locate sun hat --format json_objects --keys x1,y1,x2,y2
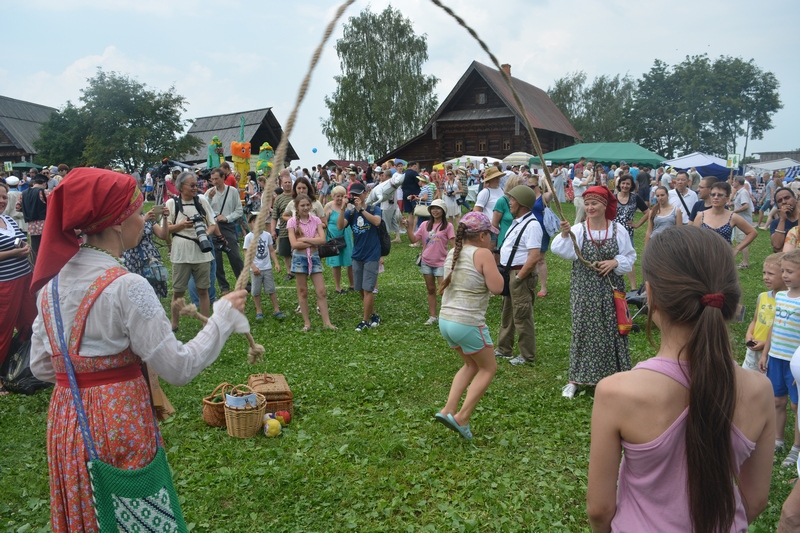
[
  {"x1": 457, "y1": 166, "x2": 467, "y2": 175},
  {"x1": 483, "y1": 166, "x2": 503, "y2": 182},
  {"x1": 507, "y1": 185, "x2": 536, "y2": 209},
  {"x1": 417, "y1": 174, "x2": 430, "y2": 184},
  {"x1": 460, "y1": 211, "x2": 499, "y2": 234},
  {"x1": 428, "y1": 198, "x2": 447, "y2": 215}
]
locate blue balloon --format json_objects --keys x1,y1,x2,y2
[{"x1": 312, "y1": 147, "x2": 318, "y2": 153}]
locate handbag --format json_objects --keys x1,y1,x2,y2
[
  {"x1": 318, "y1": 235, "x2": 346, "y2": 258},
  {"x1": 498, "y1": 214, "x2": 536, "y2": 297},
  {"x1": 414, "y1": 204, "x2": 431, "y2": 218},
  {"x1": 542, "y1": 206, "x2": 561, "y2": 238},
  {"x1": 0, "y1": 327, "x2": 53, "y2": 395},
  {"x1": 51, "y1": 275, "x2": 188, "y2": 533},
  {"x1": 138, "y1": 246, "x2": 169, "y2": 285}
]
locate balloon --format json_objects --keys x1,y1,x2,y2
[{"x1": 312, "y1": 147, "x2": 318, "y2": 153}]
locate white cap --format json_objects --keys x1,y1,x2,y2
[{"x1": 5, "y1": 176, "x2": 19, "y2": 186}]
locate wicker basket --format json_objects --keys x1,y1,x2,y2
[
  {"x1": 247, "y1": 373, "x2": 294, "y2": 418},
  {"x1": 202, "y1": 382, "x2": 230, "y2": 427},
  {"x1": 224, "y1": 384, "x2": 266, "y2": 438}
]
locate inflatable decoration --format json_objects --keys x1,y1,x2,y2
[
  {"x1": 231, "y1": 116, "x2": 251, "y2": 188},
  {"x1": 207, "y1": 135, "x2": 224, "y2": 169},
  {"x1": 257, "y1": 142, "x2": 275, "y2": 177}
]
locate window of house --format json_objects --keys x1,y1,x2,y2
[
  {"x1": 478, "y1": 139, "x2": 487, "y2": 152},
  {"x1": 476, "y1": 93, "x2": 486, "y2": 104},
  {"x1": 455, "y1": 140, "x2": 463, "y2": 153},
  {"x1": 503, "y1": 139, "x2": 511, "y2": 151}
]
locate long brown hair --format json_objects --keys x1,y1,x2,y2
[
  {"x1": 293, "y1": 194, "x2": 313, "y2": 238},
  {"x1": 649, "y1": 186, "x2": 670, "y2": 220},
  {"x1": 642, "y1": 225, "x2": 741, "y2": 533}
]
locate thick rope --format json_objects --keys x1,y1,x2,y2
[
  {"x1": 428, "y1": 0, "x2": 598, "y2": 271},
  {"x1": 235, "y1": 0, "x2": 357, "y2": 291}
]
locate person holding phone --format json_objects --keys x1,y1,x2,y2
[{"x1": 122, "y1": 205, "x2": 171, "y2": 298}]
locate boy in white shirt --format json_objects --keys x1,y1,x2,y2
[{"x1": 243, "y1": 213, "x2": 284, "y2": 320}]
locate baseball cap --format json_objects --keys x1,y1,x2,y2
[
  {"x1": 349, "y1": 182, "x2": 366, "y2": 195},
  {"x1": 460, "y1": 212, "x2": 499, "y2": 234}
]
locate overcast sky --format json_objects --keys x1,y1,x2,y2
[{"x1": 2, "y1": 0, "x2": 797, "y2": 168}]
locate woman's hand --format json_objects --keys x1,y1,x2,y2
[
  {"x1": 161, "y1": 206, "x2": 170, "y2": 219},
  {"x1": 144, "y1": 210, "x2": 156, "y2": 223},
  {"x1": 13, "y1": 243, "x2": 31, "y2": 257},
  {"x1": 596, "y1": 259, "x2": 618, "y2": 277},
  {"x1": 222, "y1": 289, "x2": 247, "y2": 313},
  {"x1": 559, "y1": 220, "x2": 571, "y2": 237}
]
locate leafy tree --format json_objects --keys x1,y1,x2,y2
[
  {"x1": 321, "y1": 6, "x2": 439, "y2": 160},
  {"x1": 35, "y1": 69, "x2": 201, "y2": 172},
  {"x1": 547, "y1": 71, "x2": 634, "y2": 143}
]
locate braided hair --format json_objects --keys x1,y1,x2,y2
[
  {"x1": 438, "y1": 223, "x2": 466, "y2": 294},
  {"x1": 293, "y1": 193, "x2": 312, "y2": 238}
]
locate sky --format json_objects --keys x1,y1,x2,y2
[{"x1": 2, "y1": 0, "x2": 798, "y2": 169}]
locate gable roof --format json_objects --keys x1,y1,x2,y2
[
  {"x1": 425, "y1": 61, "x2": 580, "y2": 140},
  {"x1": 0, "y1": 95, "x2": 58, "y2": 154},
  {"x1": 185, "y1": 107, "x2": 298, "y2": 162}
]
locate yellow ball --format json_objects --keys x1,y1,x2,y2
[{"x1": 264, "y1": 418, "x2": 281, "y2": 437}]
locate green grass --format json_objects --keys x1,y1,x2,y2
[{"x1": 0, "y1": 202, "x2": 792, "y2": 532}]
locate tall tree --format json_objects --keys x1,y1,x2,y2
[
  {"x1": 547, "y1": 71, "x2": 634, "y2": 143},
  {"x1": 628, "y1": 60, "x2": 683, "y2": 158},
  {"x1": 322, "y1": 6, "x2": 439, "y2": 160},
  {"x1": 35, "y1": 69, "x2": 201, "y2": 172}
]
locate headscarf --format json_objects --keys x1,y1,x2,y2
[
  {"x1": 31, "y1": 168, "x2": 143, "y2": 292},
  {"x1": 583, "y1": 185, "x2": 617, "y2": 220}
]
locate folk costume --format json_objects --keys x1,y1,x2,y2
[
  {"x1": 30, "y1": 169, "x2": 248, "y2": 533},
  {"x1": 551, "y1": 186, "x2": 636, "y2": 386}
]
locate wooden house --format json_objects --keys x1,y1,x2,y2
[
  {"x1": 0, "y1": 95, "x2": 57, "y2": 164},
  {"x1": 379, "y1": 61, "x2": 579, "y2": 169}
]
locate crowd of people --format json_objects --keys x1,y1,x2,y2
[{"x1": 4, "y1": 155, "x2": 800, "y2": 531}]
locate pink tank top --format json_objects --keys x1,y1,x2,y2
[{"x1": 611, "y1": 357, "x2": 755, "y2": 533}]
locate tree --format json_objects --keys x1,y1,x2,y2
[
  {"x1": 35, "y1": 69, "x2": 201, "y2": 172},
  {"x1": 321, "y1": 6, "x2": 439, "y2": 160},
  {"x1": 547, "y1": 71, "x2": 635, "y2": 143}
]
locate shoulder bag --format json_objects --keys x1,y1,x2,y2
[{"x1": 51, "y1": 275, "x2": 188, "y2": 533}]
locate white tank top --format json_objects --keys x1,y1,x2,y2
[{"x1": 439, "y1": 245, "x2": 491, "y2": 326}]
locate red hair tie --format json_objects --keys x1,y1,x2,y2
[{"x1": 701, "y1": 293, "x2": 725, "y2": 309}]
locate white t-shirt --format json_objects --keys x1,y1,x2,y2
[
  {"x1": 499, "y1": 213, "x2": 543, "y2": 266},
  {"x1": 145, "y1": 173, "x2": 153, "y2": 187},
  {"x1": 668, "y1": 188, "x2": 698, "y2": 224},
  {"x1": 243, "y1": 231, "x2": 274, "y2": 271},
  {"x1": 475, "y1": 187, "x2": 504, "y2": 213}
]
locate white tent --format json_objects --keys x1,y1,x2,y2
[
  {"x1": 443, "y1": 155, "x2": 502, "y2": 166},
  {"x1": 746, "y1": 158, "x2": 800, "y2": 172}
]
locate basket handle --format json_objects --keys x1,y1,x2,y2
[
  {"x1": 207, "y1": 382, "x2": 231, "y2": 400},
  {"x1": 261, "y1": 374, "x2": 276, "y2": 384},
  {"x1": 230, "y1": 384, "x2": 256, "y2": 396}
]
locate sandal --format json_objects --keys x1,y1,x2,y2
[
  {"x1": 171, "y1": 325, "x2": 179, "y2": 333},
  {"x1": 446, "y1": 414, "x2": 472, "y2": 441},
  {"x1": 434, "y1": 412, "x2": 459, "y2": 433},
  {"x1": 301, "y1": 325, "x2": 312, "y2": 332},
  {"x1": 737, "y1": 263, "x2": 750, "y2": 270},
  {"x1": 335, "y1": 289, "x2": 347, "y2": 294}
]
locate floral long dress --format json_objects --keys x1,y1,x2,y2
[
  {"x1": 568, "y1": 222, "x2": 631, "y2": 385},
  {"x1": 122, "y1": 220, "x2": 168, "y2": 298}
]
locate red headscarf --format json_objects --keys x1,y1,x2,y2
[
  {"x1": 31, "y1": 168, "x2": 143, "y2": 292},
  {"x1": 583, "y1": 185, "x2": 617, "y2": 220}
]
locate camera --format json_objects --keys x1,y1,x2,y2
[
  {"x1": 187, "y1": 214, "x2": 213, "y2": 253},
  {"x1": 215, "y1": 236, "x2": 232, "y2": 254},
  {"x1": 14, "y1": 237, "x2": 25, "y2": 248}
]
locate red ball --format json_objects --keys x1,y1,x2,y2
[{"x1": 275, "y1": 410, "x2": 291, "y2": 424}]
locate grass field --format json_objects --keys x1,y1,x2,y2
[{"x1": 0, "y1": 201, "x2": 793, "y2": 532}]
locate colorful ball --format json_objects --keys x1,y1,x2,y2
[
  {"x1": 264, "y1": 418, "x2": 281, "y2": 437},
  {"x1": 275, "y1": 410, "x2": 291, "y2": 424},
  {"x1": 312, "y1": 147, "x2": 318, "y2": 153}
]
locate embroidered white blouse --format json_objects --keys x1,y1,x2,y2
[
  {"x1": 550, "y1": 221, "x2": 637, "y2": 275},
  {"x1": 31, "y1": 247, "x2": 249, "y2": 385}
]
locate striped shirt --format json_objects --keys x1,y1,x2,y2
[
  {"x1": 0, "y1": 215, "x2": 31, "y2": 282},
  {"x1": 768, "y1": 291, "x2": 800, "y2": 361}
]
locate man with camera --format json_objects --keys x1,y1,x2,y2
[
  {"x1": 166, "y1": 171, "x2": 217, "y2": 329},
  {"x1": 205, "y1": 168, "x2": 244, "y2": 295}
]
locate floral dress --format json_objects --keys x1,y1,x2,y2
[
  {"x1": 569, "y1": 223, "x2": 631, "y2": 385},
  {"x1": 614, "y1": 193, "x2": 647, "y2": 239},
  {"x1": 122, "y1": 220, "x2": 168, "y2": 298}
]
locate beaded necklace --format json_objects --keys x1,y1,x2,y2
[
  {"x1": 81, "y1": 243, "x2": 126, "y2": 267},
  {"x1": 586, "y1": 218, "x2": 610, "y2": 248}
]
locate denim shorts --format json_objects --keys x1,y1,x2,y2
[
  {"x1": 420, "y1": 262, "x2": 444, "y2": 277},
  {"x1": 290, "y1": 251, "x2": 323, "y2": 275},
  {"x1": 439, "y1": 318, "x2": 493, "y2": 355}
]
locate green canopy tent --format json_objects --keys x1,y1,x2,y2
[
  {"x1": 529, "y1": 142, "x2": 666, "y2": 167},
  {"x1": 11, "y1": 161, "x2": 43, "y2": 170}
]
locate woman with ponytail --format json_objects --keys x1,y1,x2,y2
[
  {"x1": 587, "y1": 225, "x2": 774, "y2": 533},
  {"x1": 433, "y1": 212, "x2": 504, "y2": 440}
]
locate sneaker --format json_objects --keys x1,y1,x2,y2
[
  {"x1": 783, "y1": 447, "x2": 800, "y2": 468},
  {"x1": 562, "y1": 383, "x2": 578, "y2": 399},
  {"x1": 369, "y1": 314, "x2": 381, "y2": 327},
  {"x1": 509, "y1": 355, "x2": 532, "y2": 366},
  {"x1": 295, "y1": 305, "x2": 301, "y2": 314},
  {"x1": 255, "y1": 313, "x2": 264, "y2": 321},
  {"x1": 273, "y1": 311, "x2": 285, "y2": 319},
  {"x1": 424, "y1": 316, "x2": 438, "y2": 326},
  {"x1": 355, "y1": 320, "x2": 370, "y2": 332},
  {"x1": 372, "y1": 288, "x2": 379, "y2": 294},
  {"x1": 494, "y1": 350, "x2": 513, "y2": 359}
]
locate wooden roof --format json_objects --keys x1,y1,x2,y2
[
  {"x1": 425, "y1": 61, "x2": 580, "y2": 139},
  {"x1": 184, "y1": 107, "x2": 298, "y2": 163},
  {"x1": 0, "y1": 95, "x2": 57, "y2": 155}
]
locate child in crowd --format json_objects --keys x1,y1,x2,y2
[
  {"x1": 745, "y1": 253, "x2": 785, "y2": 370},
  {"x1": 243, "y1": 213, "x2": 283, "y2": 320},
  {"x1": 760, "y1": 249, "x2": 800, "y2": 467},
  {"x1": 287, "y1": 194, "x2": 336, "y2": 331}
]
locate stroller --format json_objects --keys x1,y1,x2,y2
[{"x1": 626, "y1": 286, "x2": 648, "y2": 333}]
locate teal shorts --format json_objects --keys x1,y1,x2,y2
[{"x1": 438, "y1": 318, "x2": 493, "y2": 355}]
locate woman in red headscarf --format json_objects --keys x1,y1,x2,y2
[
  {"x1": 29, "y1": 168, "x2": 248, "y2": 533},
  {"x1": 551, "y1": 186, "x2": 637, "y2": 399}
]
